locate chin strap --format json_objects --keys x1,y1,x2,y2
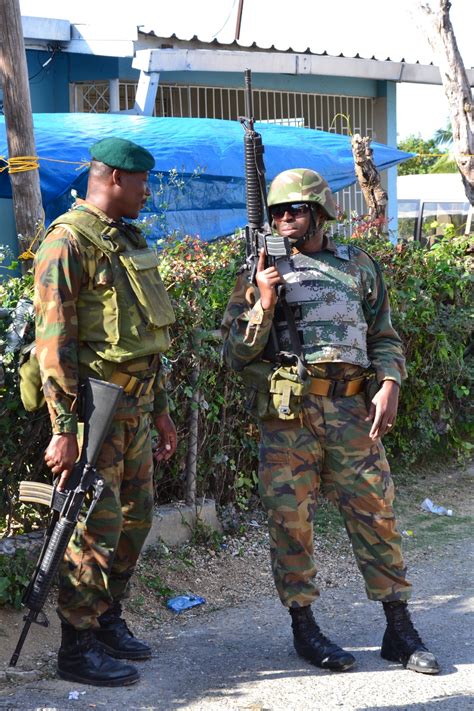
[{"x1": 288, "y1": 207, "x2": 323, "y2": 250}]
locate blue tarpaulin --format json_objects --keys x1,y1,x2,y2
[{"x1": 0, "y1": 113, "x2": 411, "y2": 241}]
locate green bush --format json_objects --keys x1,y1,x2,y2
[
  {"x1": 0, "y1": 264, "x2": 51, "y2": 535},
  {"x1": 154, "y1": 235, "x2": 258, "y2": 504},
  {"x1": 1, "y1": 229, "x2": 472, "y2": 530},
  {"x1": 368, "y1": 232, "x2": 472, "y2": 464},
  {"x1": 0, "y1": 550, "x2": 35, "y2": 608}
]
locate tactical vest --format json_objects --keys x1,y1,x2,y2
[
  {"x1": 271, "y1": 244, "x2": 371, "y2": 368},
  {"x1": 46, "y1": 207, "x2": 175, "y2": 364}
]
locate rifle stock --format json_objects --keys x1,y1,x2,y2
[{"x1": 9, "y1": 377, "x2": 123, "y2": 668}]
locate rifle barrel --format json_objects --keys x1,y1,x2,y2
[{"x1": 9, "y1": 616, "x2": 33, "y2": 667}]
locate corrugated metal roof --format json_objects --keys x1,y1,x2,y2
[{"x1": 137, "y1": 28, "x2": 431, "y2": 67}]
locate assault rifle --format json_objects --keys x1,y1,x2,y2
[
  {"x1": 239, "y1": 69, "x2": 304, "y2": 365},
  {"x1": 9, "y1": 377, "x2": 123, "y2": 667},
  {"x1": 239, "y1": 69, "x2": 291, "y2": 280}
]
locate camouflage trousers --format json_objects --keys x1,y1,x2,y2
[
  {"x1": 57, "y1": 406, "x2": 154, "y2": 629},
  {"x1": 258, "y1": 391, "x2": 411, "y2": 608}
]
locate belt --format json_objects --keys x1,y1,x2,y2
[
  {"x1": 308, "y1": 375, "x2": 367, "y2": 398},
  {"x1": 110, "y1": 371, "x2": 156, "y2": 398}
]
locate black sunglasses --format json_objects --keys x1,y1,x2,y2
[{"x1": 270, "y1": 203, "x2": 310, "y2": 219}]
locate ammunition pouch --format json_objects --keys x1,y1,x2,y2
[
  {"x1": 240, "y1": 361, "x2": 310, "y2": 421},
  {"x1": 18, "y1": 344, "x2": 45, "y2": 412}
]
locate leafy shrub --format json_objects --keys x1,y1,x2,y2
[
  {"x1": 0, "y1": 264, "x2": 51, "y2": 535},
  {"x1": 346, "y1": 224, "x2": 472, "y2": 464},
  {"x1": 0, "y1": 550, "x2": 35, "y2": 608},
  {"x1": 154, "y1": 235, "x2": 258, "y2": 504},
  {"x1": 1, "y1": 228, "x2": 472, "y2": 530}
]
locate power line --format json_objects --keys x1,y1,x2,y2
[{"x1": 211, "y1": 0, "x2": 238, "y2": 39}]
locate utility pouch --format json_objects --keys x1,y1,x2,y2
[
  {"x1": 269, "y1": 364, "x2": 310, "y2": 420},
  {"x1": 118, "y1": 249, "x2": 176, "y2": 329},
  {"x1": 240, "y1": 361, "x2": 274, "y2": 420},
  {"x1": 18, "y1": 344, "x2": 45, "y2": 412},
  {"x1": 240, "y1": 361, "x2": 310, "y2": 421}
]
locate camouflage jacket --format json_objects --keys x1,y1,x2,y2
[
  {"x1": 34, "y1": 200, "x2": 171, "y2": 435},
  {"x1": 221, "y1": 235, "x2": 407, "y2": 385}
]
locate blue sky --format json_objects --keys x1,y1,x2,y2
[{"x1": 20, "y1": 0, "x2": 473, "y2": 141}]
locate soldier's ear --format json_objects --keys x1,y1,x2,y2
[{"x1": 111, "y1": 169, "x2": 123, "y2": 187}]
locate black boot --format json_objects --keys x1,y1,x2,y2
[
  {"x1": 96, "y1": 602, "x2": 152, "y2": 660},
  {"x1": 290, "y1": 606, "x2": 355, "y2": 671},
  {"x1": 57, "y1": 623, "x2": 139, "y2": 686},
  {"x1": 381, "y1": 601, "x2": 440, "y2": 674}
]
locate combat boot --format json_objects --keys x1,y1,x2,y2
[
  {"x1": 289, "y1": 606, "x2": 356, "y2": 671},
  {"x1": 96, "y1": 602, "x2": 152, "y2": 660},
  {"x1": 57, "y1": 623, "x2": 139, "y2": 686},
  {"x1": 381, "y1": 601, "x2": 440, "y2": 674}
]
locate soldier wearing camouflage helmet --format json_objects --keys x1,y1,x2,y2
[
  {"x1": 221, "y1": 167, "x2": 439, "y2": 675},
  {"x1": 34, "y1": 137, "x2": 177, "y2": 687}
]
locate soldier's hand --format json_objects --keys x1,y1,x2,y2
[
  {"x1": 153, "y1": 413, "x2": 177, "y2": 462},
  {"x1": 44, "y1": 434, "x2": 79, "y2": 491},
  {"x1": 255, "y1": 248, "x2": 282, "y2": 310},
  {"x1": 366, "y1": 380, "x2": 399, "y2": 440}
]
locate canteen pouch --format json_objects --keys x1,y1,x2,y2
[
  {"x1": 269, "y1": 364, "x2": 310, "y2": 420},
  {"x1": 19, "y1": 344, "x2": 45, "y2": 412},
  {"x1": 240, "y1": 361, "x2": 309, "y2": 421}
]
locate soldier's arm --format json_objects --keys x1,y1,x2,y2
[
  {"x1": 361, "y1": 253, "x2": 407, "y2": 386},
  {"x1": 221, "y1": 268, "x2": 275, "y2": 372},
  {"x1": 34, "y1": 229, "x2": 84, "y2": 434}
]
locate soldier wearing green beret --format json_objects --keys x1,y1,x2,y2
[
  {"x1": 222, "y1": 168, "x2": 439, "y2": 675},
  {"x1": 34, "y1": 137, "x2": 177, "y2": 686}
]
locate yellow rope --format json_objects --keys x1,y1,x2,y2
[
  {"x1": 18, "y1": 218, "x2": 46, "y2": 261},
  {"x1": 328, "y1": 113, "x2": 353, "y2": 136},
  {"x1": 0, "y1": 155, "x2": 90, "y2": 174}
]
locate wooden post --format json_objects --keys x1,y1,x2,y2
[
  {"x1": 184, "y1": 329, "x2": 203, "y2": 507},
  {"x1": 235, "y1": 0, "x2": 245, "y2": 40},
  {"x1": 0, "y1": 0, "x2": 44, "y2": 269}
]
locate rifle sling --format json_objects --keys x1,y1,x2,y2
[{"x1": 278, "y1": 293, "x2": 303, "y2": 358}]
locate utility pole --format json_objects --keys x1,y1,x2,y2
[
  {"x1": 0, "y1": 0, "x2": 44, "y2": 269},
  {"x1": 234, "y1": 0, "x2": 244, "y2": 40}
]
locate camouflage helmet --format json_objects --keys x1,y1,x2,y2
[{"x1": 267, "y1": 168, "x2": 337, "y2": 220}]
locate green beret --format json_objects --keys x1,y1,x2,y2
[{"x1": 90, "y1": 137, "x2": 155, "y2": 172}]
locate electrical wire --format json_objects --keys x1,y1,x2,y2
[{"x1": 211, "y1": 0, "x2": 238, "y2": 39}]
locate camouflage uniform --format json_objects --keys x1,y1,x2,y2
[
  {"x1": 34, "y1": 200, "x2": 174, "y2": 629},
  {"x1": 221, "y1": 177, "x2": 409, "y2": 608}
]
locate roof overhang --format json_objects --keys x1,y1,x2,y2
[
  {"x1": 22, "y1": 17, "x2": 136, "y2": 57},
  {"x1": 22, "y1": 16, "x2": 71, "y2": 43},
  {"x1": 133, "y1": 47, "x2": 474, "y2": 86}
]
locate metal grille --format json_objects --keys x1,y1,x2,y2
[
  {"x1": 71, "y1": 81, "x2": 375, "y2": 226},
  {"x1": 72, "y1": 82, "x2": 110, "y2": 113}
]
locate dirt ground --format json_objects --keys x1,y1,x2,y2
[{"x1": 0, "y1": 459, "x2": 472, "y2": 678}]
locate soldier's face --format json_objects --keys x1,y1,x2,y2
[
  {"x1": 116, "y1": 170, "x2": 151, "y2": 219},
  {"x1": 272, "y1": 203, "x2": 311, "y2": 240}
]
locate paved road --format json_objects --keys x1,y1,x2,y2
[{"x1": 0, "y1": 540, "x2": 472, "y2": 711}]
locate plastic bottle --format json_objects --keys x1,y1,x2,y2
[{"x1": 421, "y1": 498, "x2": 453, "y2": 516}]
